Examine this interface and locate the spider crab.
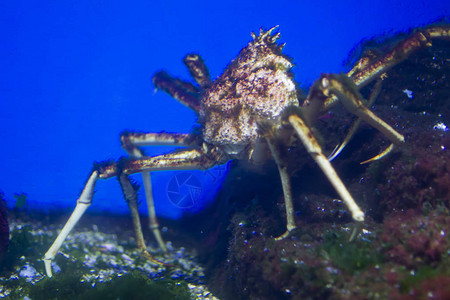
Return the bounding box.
[44,24,449,277]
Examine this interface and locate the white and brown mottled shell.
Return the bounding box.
[200,27,299,155]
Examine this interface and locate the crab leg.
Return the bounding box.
[43,171,98,277]
[304,72,405,163]
[351,25,450,88]
[117,173,165,264]
[153,71,201,111]
[121,132,193,150]
[120,132,195,252]
[328,78,383,161]
[306,26,449,159]
[116,147,219,176]
[320,73,405,147]
[287,114,365,223]
[43,170,163,278]
[327,26,449,160]
[183,54,212,89]
[265,138,296,239]
[153,53,212,112]
[44,146,220,277]
[258,121,296,239]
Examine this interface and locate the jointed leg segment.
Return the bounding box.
[328,78,384,162]
[278,72,405,230]
[120,131,196,253]
[351,25,450,88]
[44,135,220,277]
[306,25,449,161]
[261,109,365,240]
[118,173,165,264]
[44,172,98,277]
[152,53,212,112]
[261,124,296,239]
[320,74,405,162]
[287,114,365,223]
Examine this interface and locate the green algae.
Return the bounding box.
[28,271,191,300]
[321,231,383,274]
[0,225,47,274]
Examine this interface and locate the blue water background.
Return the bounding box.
[0,1,448,219]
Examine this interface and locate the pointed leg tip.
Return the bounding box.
[141,249,166,266]
[349,220,364,242]
[44,258,53,278]
[274,227,297,240]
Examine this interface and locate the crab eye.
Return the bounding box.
[321,77,329,89]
